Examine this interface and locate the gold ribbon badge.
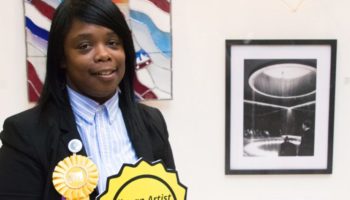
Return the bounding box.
[52,154,99,200]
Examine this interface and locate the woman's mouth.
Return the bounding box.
[91,68,118,80]
[94,70,116,76]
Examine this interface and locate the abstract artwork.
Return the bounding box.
[24,0,172,102]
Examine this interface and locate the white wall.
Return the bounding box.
[1,0,350,199]
[0,1,28,125]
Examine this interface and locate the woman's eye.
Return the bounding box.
[108,40,121,48]
[77,42,91,50]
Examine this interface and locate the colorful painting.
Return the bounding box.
[24,0,172,102]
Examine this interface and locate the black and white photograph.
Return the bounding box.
[225,40,336,174]
[243,59,316,157]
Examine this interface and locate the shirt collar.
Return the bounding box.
[103,90,120,124]
[67,86,120,124]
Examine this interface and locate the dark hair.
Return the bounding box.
[39,0,136,108]
[40,0,146,138]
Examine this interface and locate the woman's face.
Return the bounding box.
[63,19,125,104]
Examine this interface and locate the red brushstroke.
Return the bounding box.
[112,0,128,3]
[136,60,152,70]
[27,60,43,102]
[28,0,55,20]
[134,76,157,99]
[147,0,170,13]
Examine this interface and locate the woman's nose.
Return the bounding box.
[94,44,111,62]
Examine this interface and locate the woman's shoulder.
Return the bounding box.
[136,103,163,120]
[4,106,42,126]
[137,102,157,111]
[1,103,62,158]
[136,102,169,137]
[3,103,59,132]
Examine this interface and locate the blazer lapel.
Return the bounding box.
[58,104,87,157]
[54,104,100,199]
[43,103,95,200]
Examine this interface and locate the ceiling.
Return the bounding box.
[244,59,316,115]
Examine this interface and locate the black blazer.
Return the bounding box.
[0,101,175,199]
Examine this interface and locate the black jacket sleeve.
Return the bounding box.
[0,115,45,199]
[139,104,176,170]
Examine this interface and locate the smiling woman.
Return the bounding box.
[0,0,175,199]
[63,19,126,104]
[24,0,173,101]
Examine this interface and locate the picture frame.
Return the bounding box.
[225,40,336,174]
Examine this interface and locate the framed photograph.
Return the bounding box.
[225,40,336,174]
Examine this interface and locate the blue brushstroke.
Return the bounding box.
[25,16,49,41]
[136,49,151,62]
[130,10,171,57]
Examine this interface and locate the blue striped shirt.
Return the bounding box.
[67,86,138,194]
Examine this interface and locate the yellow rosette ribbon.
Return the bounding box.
[52,154,99,200]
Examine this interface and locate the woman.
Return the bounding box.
[0,0,175,199]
